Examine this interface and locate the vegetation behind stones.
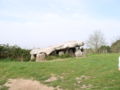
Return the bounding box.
[0,44,30,61]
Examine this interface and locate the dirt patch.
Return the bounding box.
[76,75,91,84]
[76,75,91,81]
[45,74,58,83]
[45,76,58,83]
[4,79,55,90]
[75,75,93,89]
[45,74,64,83]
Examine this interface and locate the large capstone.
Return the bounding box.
[36,53,46,62]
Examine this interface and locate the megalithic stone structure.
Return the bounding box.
[30,41,84,62]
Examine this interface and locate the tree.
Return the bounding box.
[87,30,106,53]
[111,39,120,53]
[98,45,111,53]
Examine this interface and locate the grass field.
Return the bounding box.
[0,53,120,90]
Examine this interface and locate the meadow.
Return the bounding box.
[0,53,120,90]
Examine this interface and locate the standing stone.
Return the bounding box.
[31,54,35,60]
[58,51,64,56]
[36,53,46,62]
[75,50,83,57]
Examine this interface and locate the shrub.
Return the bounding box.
[111,40,120,53]
[98,45,111,53]
[0,44,30,61]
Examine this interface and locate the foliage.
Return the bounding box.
[0,54,120,90]
[87,30,106,53]
[111,40,120,53]
[0,44,30,61]
[98,45,111,53]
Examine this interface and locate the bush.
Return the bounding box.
[0,44,30,61]
[111,40,120,53]
[98,45,111,53]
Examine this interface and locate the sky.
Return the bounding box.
[0,0,120,49]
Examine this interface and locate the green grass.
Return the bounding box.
[0,53,120,90]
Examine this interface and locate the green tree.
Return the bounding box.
[111,40,120,53]
[98,45,111,53]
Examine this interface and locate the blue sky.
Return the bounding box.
[0,0,120,48]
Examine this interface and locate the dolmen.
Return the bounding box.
[30,41,84,62]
